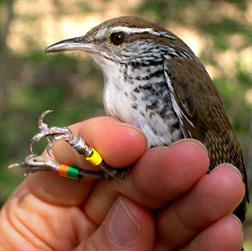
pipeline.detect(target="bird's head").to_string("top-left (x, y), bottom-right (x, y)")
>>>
top-left (45, 16), bottom-right (193, 66)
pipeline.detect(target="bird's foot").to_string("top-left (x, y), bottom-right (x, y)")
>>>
top-left (10, 110), bottom-right (129, 180)
top-left (30, 110), bottom-right (84, 157)
top-left (9, 154), bottom-right (58, 176)
top-left (8, 154), bottom-right (110, 180)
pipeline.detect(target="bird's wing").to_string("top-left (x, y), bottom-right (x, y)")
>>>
top-left (164, 57), bottom-right (231, 139)
top-left (164, 57), bottom-right (248, 204)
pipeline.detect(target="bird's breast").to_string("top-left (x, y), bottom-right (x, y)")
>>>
top-left (102, 62), bottom-right (184, 147)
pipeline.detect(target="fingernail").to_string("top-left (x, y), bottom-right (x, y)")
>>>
top-left (228, 164), bottom-right (243, 177)
top-left (232, 214), bottom-right (242, 225)
top-left (113, 122), bottom-right (148, 145)
top-left (212, 163), bottom-right (242, 177)
top-left (171, 139), bottom-right (209, 155)
top-left (113, 122), bottom-right (145, 135)
top-left (107, 197), bottom-right (141, 248)
top-left (113, 121), bottom-right (137, 128)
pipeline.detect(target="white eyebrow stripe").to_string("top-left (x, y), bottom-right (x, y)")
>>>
top-left (111, 26), bottom-right (175, 39)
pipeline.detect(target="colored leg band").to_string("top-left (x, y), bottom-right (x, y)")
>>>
top-left (86, 148), bottom-right (103, 166)
top-left (58, 164), bottom-right (82, 180)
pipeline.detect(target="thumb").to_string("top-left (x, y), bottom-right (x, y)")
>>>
top-left (75, 197), bottom-right (154, 251)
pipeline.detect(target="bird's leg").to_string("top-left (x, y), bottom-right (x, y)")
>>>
top-left (11, 110), bottom-right (128, 180)
top-left (9, 154), bottom-right (109, 180)
top-left (9, 154), bottom-right (58, 175)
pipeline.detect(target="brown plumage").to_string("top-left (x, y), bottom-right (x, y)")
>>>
top-left (166, 56), bottom-right (248, 221)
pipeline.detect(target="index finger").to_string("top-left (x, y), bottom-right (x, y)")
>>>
top-left (25, 116), bottom-right (147, 206)
top-left (52, 116), bottom-right (147, 169)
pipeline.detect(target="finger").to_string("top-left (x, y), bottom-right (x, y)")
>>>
top-left (75, 197), bottom-right (154, 251)
top-left (53, 116), bottom-right (147, 168)
top-left (25, 116), bottom-right (147, 206)
top-left (0, 182), bottom-right (97, 251)
top-left (84, 139), bottom-right (209, 224)
top-left (156, 164), bottom-right (245, 249)
top-left (179, 215), bottom-right (243, 251)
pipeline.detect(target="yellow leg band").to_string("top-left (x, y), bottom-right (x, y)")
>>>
top-left (86, 148), bottom-right (103, 166)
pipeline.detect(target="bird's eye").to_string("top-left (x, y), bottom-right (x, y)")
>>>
top-left (110, 32), bottom-right (125, 45)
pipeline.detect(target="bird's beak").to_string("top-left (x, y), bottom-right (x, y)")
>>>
top-left (45, 36), bottom-right (96, 53)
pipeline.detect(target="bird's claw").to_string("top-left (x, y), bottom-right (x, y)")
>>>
top-left (30, 110), bottom-right (76, 157)
top-left (9, 154), bottom-right (59, 176)
top-left (10, 110), bottom-right (129, 180)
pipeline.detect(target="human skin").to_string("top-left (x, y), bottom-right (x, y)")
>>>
top-left (0, 117), bottom-right (245, 251)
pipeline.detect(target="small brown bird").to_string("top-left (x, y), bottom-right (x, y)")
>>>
top-left (12, 16), bottom-right (248, 233)
top-left (44, 16), bottom-right (248, 223)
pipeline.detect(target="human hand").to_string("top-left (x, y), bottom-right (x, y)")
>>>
top-left (0, 117), bottom-right (245, 250)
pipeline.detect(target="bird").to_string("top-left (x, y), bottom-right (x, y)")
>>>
top-left (44, 16), bottom-right (248, 224)
top-left (8, 15), bottom-right (245, 233)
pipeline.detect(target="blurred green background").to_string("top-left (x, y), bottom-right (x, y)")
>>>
top-left (0, 0), bottom-right (252, 248)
